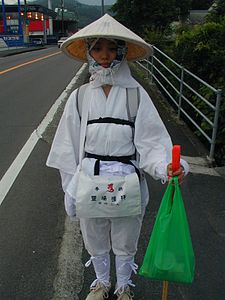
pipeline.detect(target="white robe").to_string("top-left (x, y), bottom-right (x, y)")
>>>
top-left (46, 62), bottom-right (189, 216)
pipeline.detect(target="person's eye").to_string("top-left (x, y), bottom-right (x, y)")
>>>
top-left (92, 47), bottom-right (101, 52)
top-left (109, 47), bottom-right (117, 52)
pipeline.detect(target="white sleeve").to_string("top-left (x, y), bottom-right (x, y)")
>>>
top-left (134, 88), bottom-right (173, 179)
top-left (60, 170), bottom-right (76, 217)
top-left (64, 193), bottom-right (76, 218)
top-left (46, 89), bottom-right (81, 175)
top-left (154, 158), bottom-right (190, 184)
top-left (180, 158), bottom-right (190, 175)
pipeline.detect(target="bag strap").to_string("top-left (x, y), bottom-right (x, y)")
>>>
top-left (77, 84), bottom-right (140, 121)
top-left (126, 87), bottom-right (140, 122)
top-left (93, 158), bottom-right (140, 178)
top-left (77, 85), bottom-right (140, 166)
top-left (78, 92), bottom-right (90, 167)
top-left (126, 87), bottom-right (140, 163)
top-left (76, 83), bottom-right (89, 119)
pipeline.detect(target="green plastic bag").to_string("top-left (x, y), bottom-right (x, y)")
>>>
top-left (139, 177), bottom-right (195, 283)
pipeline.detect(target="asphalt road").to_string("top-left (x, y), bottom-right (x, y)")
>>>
top-left (0, 46), bottom-right (82, 179)
top-left (0, 47), bottom-right (224, 300)
top-left (0, 47), bottom-right (84, 299)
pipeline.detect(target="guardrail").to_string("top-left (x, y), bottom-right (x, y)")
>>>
top-left (136, 46), bottom-right (222, 162)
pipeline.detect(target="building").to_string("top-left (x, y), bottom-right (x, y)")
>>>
top-left (188, 10), bottom-right (209, 24)
top-left (0, 4), bottom-right (77, 47)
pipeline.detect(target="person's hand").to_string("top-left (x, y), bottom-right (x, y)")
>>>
top-left (167, 163), bottom-right (185, 184)
top-left (64, 193), bottom-right (76, 217)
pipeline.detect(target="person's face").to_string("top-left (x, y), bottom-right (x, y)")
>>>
top-left (90, 38), bottom-right (117, 68)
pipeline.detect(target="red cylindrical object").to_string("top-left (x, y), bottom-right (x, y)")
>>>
top-left (172, 145), bottom-right (181, 172)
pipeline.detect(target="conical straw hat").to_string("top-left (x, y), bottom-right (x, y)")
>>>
top-left (61, 14), bottom-right (153, 61)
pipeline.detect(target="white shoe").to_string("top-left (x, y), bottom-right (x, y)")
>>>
top-left (116, 286), bottom-right (134, 300)
top-left (85, 281), bottom-right (111, 300)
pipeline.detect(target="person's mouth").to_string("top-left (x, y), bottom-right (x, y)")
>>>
top-left (101, 63), bottom-right (110, 68)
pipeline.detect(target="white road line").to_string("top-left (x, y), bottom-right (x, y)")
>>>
top-left (0, 131), bottom-right (39, 204)
top-left (0, 63), bottom-right (87, 205)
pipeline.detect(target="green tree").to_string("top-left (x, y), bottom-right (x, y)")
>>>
top-left (206, 0), bottom-right (225, 22)
top-left (190, 0), bottom-right (213, 10)
top-left (176, 0), bottom-right (192, 23)
top-left (110, 0), bottom-right (134, 32)
top-left (175, 21), bottom-right (225, 84)
top-left (173, 20), bottom-right (225, 165)
top-left (112, 0), bottom-right (179, 35)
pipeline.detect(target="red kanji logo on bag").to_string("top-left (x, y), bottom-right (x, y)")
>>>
top-left (107, 183), bottom-right (114, 192)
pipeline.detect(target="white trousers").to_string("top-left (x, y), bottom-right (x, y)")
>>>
top-left (79, 177), bottom-right (148, 289)
top-left (80, 212), bottom-right (144, 257)
top-left (80, 213), bottom-right (145, 290)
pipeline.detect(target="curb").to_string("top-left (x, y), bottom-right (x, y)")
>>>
top-left (40, 64), bottom-right (89, 300)
top-left (0, 46), bottom-right (46, 57)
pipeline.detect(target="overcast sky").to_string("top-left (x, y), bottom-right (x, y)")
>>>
top-left (78, 0), bottom-right (116, 5)
top-left (4, 0), bottom-right (16, 3)
top-left (4, 0), bottom-right (22, 3)
top-left (4, 1), bottom-right (117, 5)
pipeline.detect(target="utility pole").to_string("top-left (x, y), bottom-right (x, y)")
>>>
top-left (101, 0), bottom-right (104, 16)
top-left (23, 0), bottom-right (29, 44)
top-left (74, 0), bottom-right (79, 31)
top-left (48, 0), bottom-right (53, 36)
top-left (61, 0), bottom-right (64, 35)
top-left (2, 0), bottom-right (7, 33)
top-left (18, 0), bottom-right (23, 35)
top-left (24, 0), bottom-right (27, 27)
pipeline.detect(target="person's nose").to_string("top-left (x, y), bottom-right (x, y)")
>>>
top-left (101, 47), bottom-right (110, 59)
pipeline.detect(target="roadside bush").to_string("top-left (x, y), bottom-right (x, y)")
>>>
top-left (169, 20), bottom-right (225, 165)
top-left (144, 26), bottom-right (172, 49)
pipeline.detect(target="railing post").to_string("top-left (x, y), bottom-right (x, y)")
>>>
top-left (145, 59), bottom-right (149, 79)
top-left (149, 47), bottom-right (154, 84)
top-left (209, 89), bottom-right (222, 162)
top-left (178, 66), bottom-right (184, 119)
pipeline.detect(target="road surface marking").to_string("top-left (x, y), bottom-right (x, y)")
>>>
top-left (0, 51), bottom-right (61, 75)
top-left (0, 63), bottom-right (87, 205)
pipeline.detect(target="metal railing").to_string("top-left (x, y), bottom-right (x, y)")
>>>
top-left (136, 45), bottom-right (222, 162)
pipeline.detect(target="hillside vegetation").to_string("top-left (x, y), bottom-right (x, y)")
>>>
top-left (32, 0), bottom-right (113, 27)
top-left (112, 0), bottom-right (225, 166)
